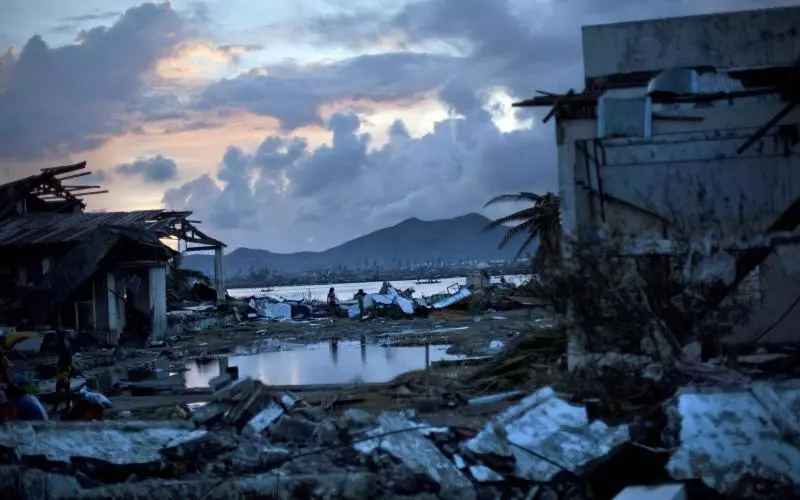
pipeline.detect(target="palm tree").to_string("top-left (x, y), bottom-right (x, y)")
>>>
top-left (483, 192), bottom-right (562, 266)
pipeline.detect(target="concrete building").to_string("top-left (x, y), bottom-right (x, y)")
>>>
top-left (515, 6), bottom-right (800, 345)
top-left (0, 162), bottom-right (226, 344)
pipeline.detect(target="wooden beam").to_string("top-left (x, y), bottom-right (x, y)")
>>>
top-left (56, 172), bottom-right (91, 181)
top-left (42, 161), bottom-right (86, 175)
top-left (64, 185), bottom-right (100, 191)
top-left (184, 245), bottom-right (219, 252)
top-left (75, 190), bottom-right (108, 196)
top-left (117, 261), bottom-right (169, 268)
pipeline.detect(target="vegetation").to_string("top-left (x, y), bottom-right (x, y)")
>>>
top-left (483, 192), bottom-right (562, 268)
top-left (167, 252), bottom-right (212, 298)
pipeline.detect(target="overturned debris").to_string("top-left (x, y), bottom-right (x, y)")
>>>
top-left (664, 380), bottom-right (800, 495)
top-left (462, 386), bottom-right (630, 482)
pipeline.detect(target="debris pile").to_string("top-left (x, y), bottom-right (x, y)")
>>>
top-left (5, 364), bottom-right (799, 499)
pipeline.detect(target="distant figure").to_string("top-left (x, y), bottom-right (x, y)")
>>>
top-left (53, 332), bottom-right (73, 413)
top-left (479, 269), bottom-right (490, 292)
top-left (327, 287), bottom-right (338, 316)
top-left (355, 289), bottom-right (367, 320)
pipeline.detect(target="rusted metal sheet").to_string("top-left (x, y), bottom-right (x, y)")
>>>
top-left (25, 228), bottom-right (121, 323)
top-left (0, 210), bottom-right (166, 245)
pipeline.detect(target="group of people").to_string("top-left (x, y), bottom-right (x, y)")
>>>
top-left (0, 331), bottom-right (105, 422)
top-left (0, 355), bottom-right (48, 422)
top-left (327, 287), bottom-right (367, 319)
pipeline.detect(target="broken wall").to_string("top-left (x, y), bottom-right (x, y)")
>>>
top-left (581, 6), bottom-right (800, 84)
top-left (567, 99), bottom-right (800, 250)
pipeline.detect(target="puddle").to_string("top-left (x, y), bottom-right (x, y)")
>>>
top-left (395, 326), bottom-right (470, 335)
top-left (184, 341), bottom-right (463, 388)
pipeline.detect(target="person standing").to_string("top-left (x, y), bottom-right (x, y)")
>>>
top-left (327, 287), bottom-right (338, 316)
top-left (53, 332), bottom-right (73, 414)
top-left (355, 289), bottom-right (367, 321)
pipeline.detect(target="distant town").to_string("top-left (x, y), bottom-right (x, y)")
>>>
top-left (225, 258), bottom-right (531, 288)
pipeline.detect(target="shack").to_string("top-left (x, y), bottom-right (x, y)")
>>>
top-left (515, 6), bottom-right (800, 346)
top-left (0, 162), bottom-right (225, 344)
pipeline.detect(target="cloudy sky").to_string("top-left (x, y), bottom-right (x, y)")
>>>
top-left (0, 0), bottom-right (794, 252)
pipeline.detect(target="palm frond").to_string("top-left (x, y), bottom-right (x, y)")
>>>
top-left (516, 232), bottom-right (540, 259)
top-left (484, 191), bottom-right (562, 263)
top-left (482, 207), bottom-right (540, 232)
top-left (483, 192), bottom-right (542, 208)
top-left (498, 219), bottom-right (535, 249)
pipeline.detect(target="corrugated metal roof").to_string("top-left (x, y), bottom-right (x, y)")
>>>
top-left (600, 87), bottom-right (649, 99)
top-left (697, 71), bottom-right (746, 94)
top-left (0, 210), bottom-right (171, 246)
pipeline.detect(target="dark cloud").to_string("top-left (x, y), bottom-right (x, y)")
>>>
top-left (163, 0), bottom-right (795, 253)
top-left (254, 136), bottom-right (308, 171)
top-left (388, 119), bottom-right (410, 139)
top-left (6, 0), bottom-right (789, 253)
top-left (162, 173), bottom-right (220, 212)
top-left (0, 2), bottom-right (185, 160)
top-left (114, 155), bottom-right (178, 183)
top-left (302, 0), bottom-right (800, 101)
top-left (164, 103), bottom-right (557, 252)
top-left (61, 11), bottom-right (122, 23)
top-left (195, 52), bottom-right (459, 131)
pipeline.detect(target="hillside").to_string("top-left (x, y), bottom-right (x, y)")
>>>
top-left (181, 213), bottom-right (531, 278)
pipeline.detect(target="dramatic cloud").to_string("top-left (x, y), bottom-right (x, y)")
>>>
top-left (115, 155), bottom-right (179, 183)
top-left (164, 98), bottom-right (557, 251)
top-left (0, 2), bottom-right (185, 160)
top-left (7, 0), bottom-right (798, 252)
top-left (196, 52), bottom-right (459, 131)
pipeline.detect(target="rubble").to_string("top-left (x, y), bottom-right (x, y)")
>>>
top-left (663, 381), bottom-right (800, 495)
top-left (462, 387), bottom-right (630, 482)
top-left (249, 298), bottom-right (292, 320)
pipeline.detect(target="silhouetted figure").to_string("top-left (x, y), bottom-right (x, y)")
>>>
top-left (327, 287), bottom-right (338, 316)
top-left (53, 332), bottom-right (73, 414)
top-left (355, 289), bottom-right (367, 320)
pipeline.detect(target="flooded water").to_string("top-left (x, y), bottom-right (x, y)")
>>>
top-left (229, 274), bottom-right (530, 301)
top-left (184, 341), bottom-right (464, 388)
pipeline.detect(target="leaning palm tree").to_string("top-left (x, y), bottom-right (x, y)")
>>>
top-left (483, 192), bottom-right (562, 266)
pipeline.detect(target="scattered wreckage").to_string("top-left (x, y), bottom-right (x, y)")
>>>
top-left (3, 369), bottom-right (798, 499)
top-left (244, 281), bottom-right (477, 322)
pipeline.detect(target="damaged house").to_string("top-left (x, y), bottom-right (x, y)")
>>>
top-left (515, 6), bottom-right (800, 354)
top-left (0, 162), bottom-right (225, 345)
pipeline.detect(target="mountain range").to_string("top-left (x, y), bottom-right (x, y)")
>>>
top-left (181, 213), bottom-right (530, 278)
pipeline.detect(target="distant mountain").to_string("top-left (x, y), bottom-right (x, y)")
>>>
top-left (181, 213), bottom-right (531, 278)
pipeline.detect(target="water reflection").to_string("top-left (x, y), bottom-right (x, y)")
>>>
top-left (360, 335), bottom-right (367, 365)
top-left (329, 340), bottom-right (338, 366)
top-left (184, 341), bottom-right (462, 388)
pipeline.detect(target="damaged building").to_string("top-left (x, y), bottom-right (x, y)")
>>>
top-left (0, 162), bottom-right (225, 345)
top-left (515, 6), bottom-right (800, 347)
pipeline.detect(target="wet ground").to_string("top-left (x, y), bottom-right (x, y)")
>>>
top-left (184, 341), bottom-right (466, 388)
top-left (35, 307), bottom-right (555, 420)
top-left (181, 308), bottom-right (546, 361)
